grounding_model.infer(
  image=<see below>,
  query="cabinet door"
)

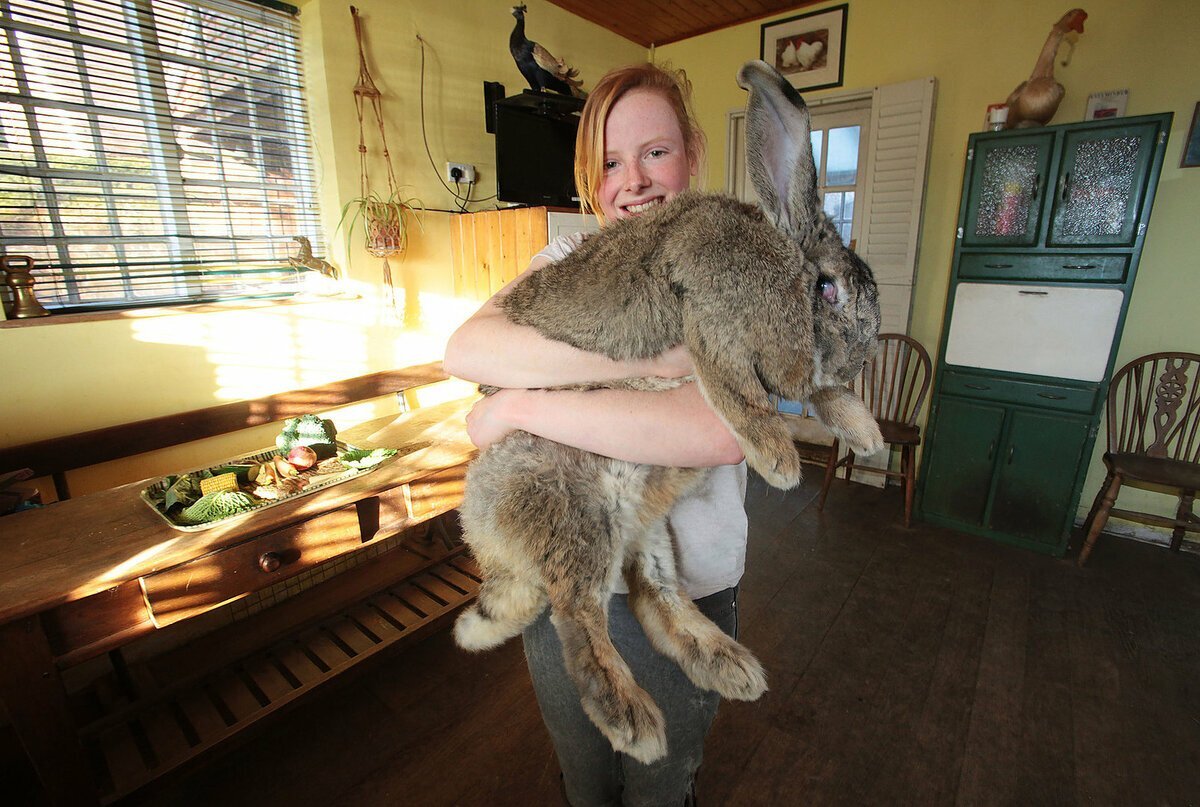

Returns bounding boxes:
[960,133,1054,248]
[988,409,1090,546]
[920,397,1006,526]
[1046,121,1161,247]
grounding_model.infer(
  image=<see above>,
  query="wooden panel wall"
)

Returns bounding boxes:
[450,207,549,301]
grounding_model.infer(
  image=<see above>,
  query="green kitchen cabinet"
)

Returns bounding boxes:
[917,113,1172,556]
[920,397,1005,526]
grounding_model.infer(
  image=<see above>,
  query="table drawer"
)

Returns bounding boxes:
[940,371,1098,413]
[958,253,1128,283]
[408,464,467,519]
[139,505,363,627]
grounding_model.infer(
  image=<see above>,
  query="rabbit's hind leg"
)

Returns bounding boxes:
[454,568,547,652]
[625,521,768,702]
[549,583,667,764]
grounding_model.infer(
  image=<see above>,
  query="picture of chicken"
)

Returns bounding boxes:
[775,32,827,74]
[1004,8,1088,128]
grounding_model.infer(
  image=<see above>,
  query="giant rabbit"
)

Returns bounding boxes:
[453,60,883,763]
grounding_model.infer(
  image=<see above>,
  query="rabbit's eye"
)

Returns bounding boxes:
[817,276,838,304]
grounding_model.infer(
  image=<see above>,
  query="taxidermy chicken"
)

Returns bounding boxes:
[1005,8,1087,128]
[509,4,584,97]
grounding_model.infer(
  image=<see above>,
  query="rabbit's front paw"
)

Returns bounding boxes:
[834,415,884,456]
[744,439,802,490]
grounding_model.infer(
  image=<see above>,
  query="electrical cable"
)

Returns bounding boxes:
[416,34,501,212]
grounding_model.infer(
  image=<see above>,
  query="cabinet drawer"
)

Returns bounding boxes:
[139,505,364,627]
[958,253,1128,282]
[941,371,1098,413]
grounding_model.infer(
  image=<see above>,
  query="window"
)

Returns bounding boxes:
[0,0,322,313]
[808,101,870,248]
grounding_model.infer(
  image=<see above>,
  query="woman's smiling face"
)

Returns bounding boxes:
[598,88,697,223]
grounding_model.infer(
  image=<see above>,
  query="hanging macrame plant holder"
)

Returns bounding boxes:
[350,5,409,304]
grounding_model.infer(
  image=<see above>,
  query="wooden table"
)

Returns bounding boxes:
[0,397,478,805]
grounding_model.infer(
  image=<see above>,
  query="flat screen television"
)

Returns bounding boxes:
[493,91,583,209]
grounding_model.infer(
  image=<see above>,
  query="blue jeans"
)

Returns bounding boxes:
[523,586,740,807]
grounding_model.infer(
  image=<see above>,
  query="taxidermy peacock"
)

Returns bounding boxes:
[1004,8,1088,128]
[509,4,584,97]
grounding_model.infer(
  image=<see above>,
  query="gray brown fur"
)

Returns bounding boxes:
[453,60,883,763]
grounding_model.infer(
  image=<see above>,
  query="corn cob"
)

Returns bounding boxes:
[200,472,239,496]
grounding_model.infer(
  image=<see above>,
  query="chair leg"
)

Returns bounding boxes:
[843,449,856,485]
[902,445,915,529]
[1170,490,1195,552]
[1078,472,1122,566]
[817,438,840,512]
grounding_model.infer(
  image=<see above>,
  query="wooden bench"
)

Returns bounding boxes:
[0,363,481,805]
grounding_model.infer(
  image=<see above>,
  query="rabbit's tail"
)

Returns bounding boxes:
[550,593,668,764]
[625,527,768,702]
[454,570,547,651]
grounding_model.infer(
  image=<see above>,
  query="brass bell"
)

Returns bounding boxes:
[1,255,50,318]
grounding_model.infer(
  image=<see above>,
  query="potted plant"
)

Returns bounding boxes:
[339,188,422,258]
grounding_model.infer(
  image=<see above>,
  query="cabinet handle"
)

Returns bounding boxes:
[1018,290,1049,296]
[1031,173,1040,200]
[1059,172,1071,202]
[964,383,991,390]
[983,263,1014,269]
[1062,263,1097,270]
[1037,392,1068,400]
[987,440,996,460]
[1008,445,1015,464]
[258,551,283,573]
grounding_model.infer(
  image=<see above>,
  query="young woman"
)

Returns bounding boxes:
[443,63,747,807]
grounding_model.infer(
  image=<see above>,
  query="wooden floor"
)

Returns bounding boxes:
[12,475,1200,805]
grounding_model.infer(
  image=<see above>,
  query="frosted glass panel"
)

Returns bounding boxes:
[1058,136,1140,236]
[946,283,1124,381]
[974,145,1039,238]
[826,126,860,185]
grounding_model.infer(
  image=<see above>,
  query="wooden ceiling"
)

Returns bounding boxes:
[545,0,820,48]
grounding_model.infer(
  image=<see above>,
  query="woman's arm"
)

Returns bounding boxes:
[443,257,691,388]
[466,383,745,467]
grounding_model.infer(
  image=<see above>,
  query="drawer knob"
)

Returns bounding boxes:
[258,551,283,573]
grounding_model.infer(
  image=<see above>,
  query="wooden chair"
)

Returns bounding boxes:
[817,333,932,528]
[1077,352,1200,565]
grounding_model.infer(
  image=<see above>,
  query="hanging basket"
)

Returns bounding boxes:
[364,202,409,258]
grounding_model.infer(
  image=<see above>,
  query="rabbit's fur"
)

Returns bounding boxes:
[453,60,882,763]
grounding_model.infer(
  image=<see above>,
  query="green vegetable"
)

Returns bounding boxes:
[276,414,338,457]
[339,447,397,469]
[176,491,256,525]
[162,473,203,511]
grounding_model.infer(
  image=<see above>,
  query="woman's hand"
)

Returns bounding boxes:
[465,390,521,450]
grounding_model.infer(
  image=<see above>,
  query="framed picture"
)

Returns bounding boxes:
[1085,89,1128,121]
[760,4,848,92]
[1183,102,1200,168]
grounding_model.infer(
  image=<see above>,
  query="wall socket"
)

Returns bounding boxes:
[445,162,476,184]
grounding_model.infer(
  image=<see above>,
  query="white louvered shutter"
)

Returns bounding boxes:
[856,77,938,334]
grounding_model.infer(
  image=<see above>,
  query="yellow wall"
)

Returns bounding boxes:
[0,0,642,495]
[661,0,1200,535]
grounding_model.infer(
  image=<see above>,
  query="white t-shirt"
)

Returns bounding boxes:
[534,233,749,599]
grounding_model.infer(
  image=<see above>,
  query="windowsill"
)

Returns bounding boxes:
[0,292,362,329]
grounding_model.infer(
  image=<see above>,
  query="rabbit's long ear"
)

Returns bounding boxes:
[736,60,821,244]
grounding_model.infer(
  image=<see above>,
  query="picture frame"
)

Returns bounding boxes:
[1183,102,1200,168]
[760,4,848,92]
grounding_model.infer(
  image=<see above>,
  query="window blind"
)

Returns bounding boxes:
[0,0,323,312]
